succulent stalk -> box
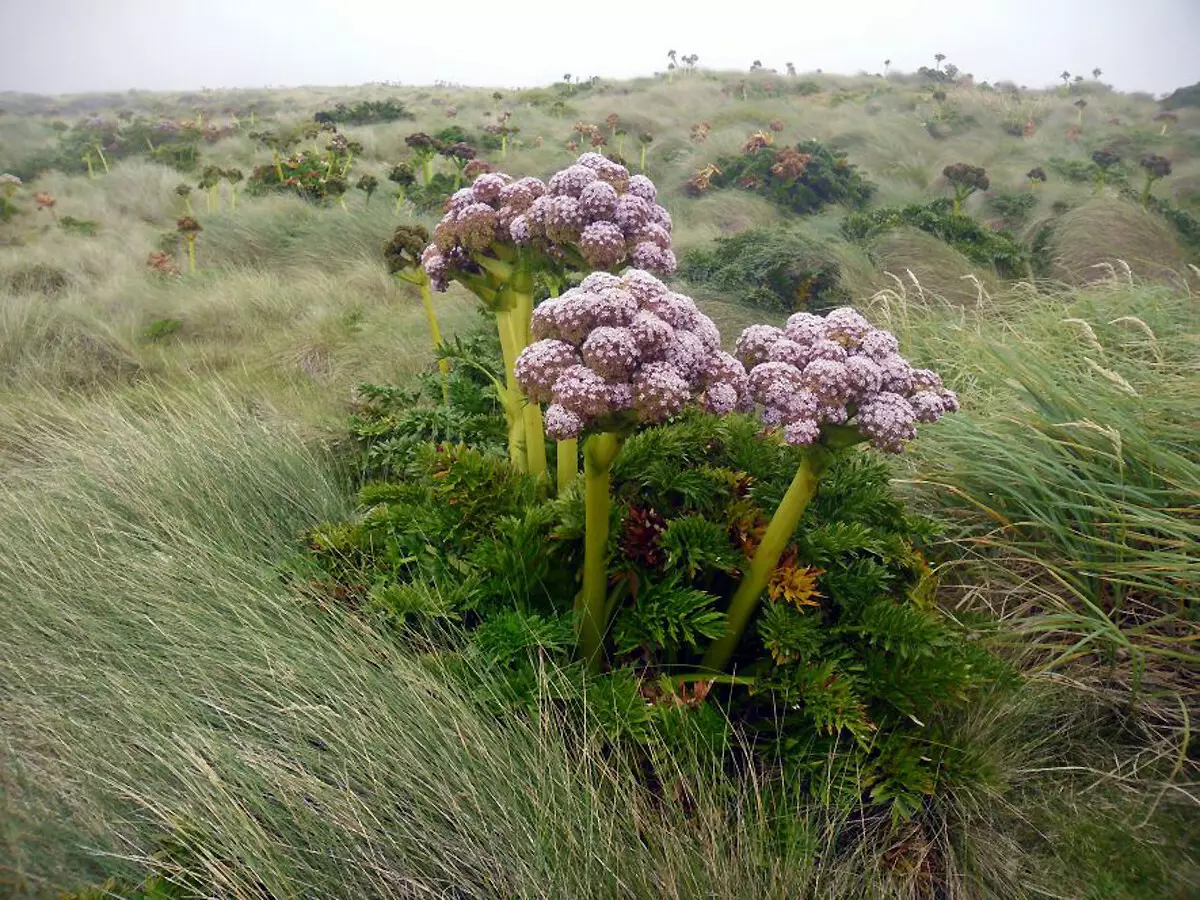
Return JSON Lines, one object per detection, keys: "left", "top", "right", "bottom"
{"left": 578, "top": 431, "right": 624, "bottom": 669}
{"left": 386, "top": 225, "right": 451, "bottom": 403}
{"left": 94, "top": 144, "right": 110, "bottom": 174}
{"left": 83, "top": 153, "right": 94, "bottom": 179}
{"left": 702, "top": 447, "right": 831, "bottom": 672}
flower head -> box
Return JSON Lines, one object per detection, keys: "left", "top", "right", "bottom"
{"left": 516, "top": 271, "right": 744, "bottom": 435}
{"left": 422, "top": 154, "right": 676, "bottom": 291}
{"left": 735, "top": 308, "right": 956, "bottom": 450}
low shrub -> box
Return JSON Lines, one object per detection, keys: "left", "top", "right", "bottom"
{"left": 709, "top": 139, "right": 875, "bottom": 216}
{"left": 986, "top": 190, "right": 1038, "bottom": 227}
{"left": 313, "top": 98, "right": 414, "bottom": 125}
{"left": 841, "top": 199, "right": 1030, "bottom": 278}
{"left": 679, "top": 228, "right": 852, "bottom": 312}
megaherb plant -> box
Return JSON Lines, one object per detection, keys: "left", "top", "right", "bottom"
{"left": 304, "top": 304, "right": 993, "bottom": 818}
{"left": 384, "top": 225, "right": 451, "bottom": 399}
{"left": 419, "top": 153, "right": 677, "bottom": 485}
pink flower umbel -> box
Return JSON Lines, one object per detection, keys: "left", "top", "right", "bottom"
{"left": 516, "top": 270, "right": 745, "bottom": 439}
{"left": 734, "top": 306, "right": 957, "bottom": 451}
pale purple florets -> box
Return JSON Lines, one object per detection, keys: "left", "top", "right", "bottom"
{"left": 736, "top": 325, "right": 786, "bottom": 367}
{"left": 578, "top": 221, "right": 627, "bottom": 269}
{"left": 856, "top": 392, "right": 917, "bottom": 452}
{"left": 627, "top": 174, "right": 657, "bottom": 202}
{"left": 515, "top": 270, "right": 745, "bottom": 435}
{"left": 631, "top": 242, "right": 678, "bottom": 275}
{"left": 735, "top": 308, "right": 956, "bottom": 451}
{"left": 471, "top": 173, "right": 512, "bottom": 203}
{"left": 421, "top": 155, "right": 676, "bottom": 290}
{"left": 583, "top": 326, "right": 640, "bottom": 379}
{"left": 548, "top": 164, "right": 598, "bottom": 198}
{"left": 455, "top": 203, "right": 499, "bottom": 251}
{"left": 513, "top": 339, "right": 580, "bottom": 403}
{"left": 579, "top": 180, "right": 619, "bottom": 220}
{"left": 498, "top": 177, "right": 545, "bottom": 211}
{"left": 544, "top": 404, "right": 585, "bottom": 440}
{"left": 702, "top": 381, "right": 740, "bottom": 415}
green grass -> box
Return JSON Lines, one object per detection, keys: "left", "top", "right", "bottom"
{"left": 0, "top": 387, "right": 1191, "bottom": 898}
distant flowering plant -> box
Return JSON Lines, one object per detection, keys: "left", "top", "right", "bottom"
{"left": 701, "top": 307, "right": 957, "bottom": 671}
{"left": 176, "top": 216, "right": 202, "bottom": 273}
{"left": 513, "top": 270, "right": 746, "bottom": 667}
{"left": 942, "top": 163, "right": 989, "bottom": 214}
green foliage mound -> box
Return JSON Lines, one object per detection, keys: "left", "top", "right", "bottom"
{"left": 679, "top": 228, "right": 852, "bottom": 312}
{"left": 842, "top": 198, "right": 1030, "bottom": 278}
{"left": 313, "top": 98, "right": 414, "bottom": 125}
{"left": 710, "top": 139, "right": 876, "bottom": 216}
{"left": 301, "top": 407, "right": 1009, "bottom": 818}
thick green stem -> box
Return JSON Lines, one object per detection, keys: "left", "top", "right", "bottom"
{"left": 640, "top": 144, "right": 647, "bottom": 173}
{"left": 701, "top": 449, "right": 830, "bottom": 673}
{"left": 1141, "top": 177, "right": 1155, "bottom": 209}
{"left": 230, "top": 188, "right": 238, "bottom": 210}
{"left": 418, "top": 279, "right": 452, "bottom": 405}
{"left": 578, "top": 432, "right": 623, "bottom": 669}
{"left": 557, "top": 439, "right": 579, "bottom": 492}
{"left": 184, "top": 196, "right": 193, "bottom": 215}
{"left": 495, "top": 308, "right": 527, "bottom": 472}
{"left": 95, "top": 146, "right": 109, "bottom": 174}
{"left": 273, "top": 151, "right": 283, "bottom": 183}
{"left": 393, "top": 190, "right": 405, "bottom": 214}
{"left": 186, "top": 235, "right": 196, "bottom": 273}
{"left": 523, "top": 402, "right": 547, "bottom": 481}
{"left": 84, "top": 155, "right": 94, "bottom": 179}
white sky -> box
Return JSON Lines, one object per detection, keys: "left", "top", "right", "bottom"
{"left": 1, "top": 0, "right": 1197, "bottom": 96}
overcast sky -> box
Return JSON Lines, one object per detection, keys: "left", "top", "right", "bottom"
{"left": 2, "top": 0, "right": 1197, "bottom": 97}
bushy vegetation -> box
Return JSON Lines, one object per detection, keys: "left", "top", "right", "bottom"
{"left": 313, "top": 98, "right": 414, "bottom": 125}
{"left": 842, "top": 199, "right": 1030, "bottom": 278}
{"left": 679, "top": 228, "right": 852, "bottom": 311}
{"left": 708, "top": 139, "right": 875, "bottom": 215}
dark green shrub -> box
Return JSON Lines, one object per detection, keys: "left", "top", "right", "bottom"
{"left": 433, "top": 125, "right": 470, "bottom": 145}
{"left": 1160, "top": 81, "right": 1200, "bottom": 110}
{"left": 986, "top": 191, "right": 1038, "bottom": 227}
{"left": 709, "top": 139, "right": 875, "bottom": 216}
{"left": 348, "top": 329, "right": 507, "bottom": 480}
{"left": 679, "top": 228, "right": 851, "bottom": 312}
{"left": 406, "top": 172, "right": 458, "bottom": 213}
{"left": 301, "top": 410, "right": 1010, "bottom": 818}
{"left": 313, "top": 99, "right": 413, "bottom": 125}
{"left": 842, "top": 199, "right": 1030, "bottom": 278}
{"left": 141, "top": 318, "right": 183, "bottom": 342}
{"left": 59, "top": 215, "right": 100, "bottom": 236}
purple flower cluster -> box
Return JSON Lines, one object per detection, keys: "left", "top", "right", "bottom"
{"left": 734, "top": 308, "right": 958, "bottom": 452}
{"left": 515, "top": 270, "right": 746, "bottom": 439}
{"left": 421, "top": 155, "right": 676, "bottom": 292}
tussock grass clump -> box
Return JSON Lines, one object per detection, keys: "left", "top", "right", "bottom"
{"left": 869, "top": 282, "right": 1198, "bottom": 739}
{"left": 1034, "top": 197, "right": 1188, "bottom": 285}
{"left": 866, "top": 228, "right": 1002, "bottom": 305}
